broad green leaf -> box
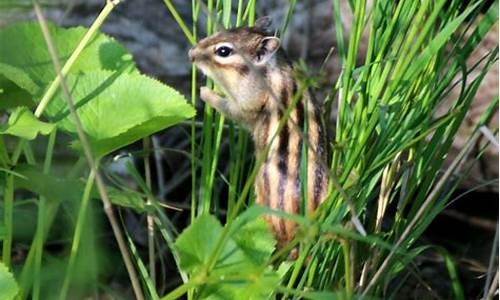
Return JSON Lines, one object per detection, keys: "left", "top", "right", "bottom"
{"left": 45, "top": 70, "right": 195, "bottom": 157}
{"left": 106, "top": 188, "right": 145, "bottom": 213}
{"left": 175, "top": 214, "right": 281, "bottom": 300}
{"left": 0, "top": 21, "right": 135, "bottom": 97}
{"left": 14, "top": 164, "right": 144, "bottom": 211}
{"left": 0, "top": 62, "right": 39, "bottom": 95}
{"left": 0, "top": 262, "right": 19, "bottom": 300}
{"left": 0, "top": 106, "right": 55, "bottom": 139}
{"left": 232, "top": 217, "right": 276, "bottom": 266}
{"left": 0, "top": 75, "right": 35, "bottom": 109}
{"left": 199, "top": 268, "right": 280, "bottom": 300}
{"left": 175, "top": 214, "right": 248, "bottom": 274}
{"left": 13, "top": 164, "right": 84, "bottom": 204}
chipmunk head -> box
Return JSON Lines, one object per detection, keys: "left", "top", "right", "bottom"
{"left": 189, "top": 17, "right": 281, "bottom": 100}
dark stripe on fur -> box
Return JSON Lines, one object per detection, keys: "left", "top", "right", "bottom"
{"left": 211, "top": 60, "right": 250, "bottom": 76}
{"left": 295, "top": 97, "right": 304, "bottom": 214}
{"left": 261, "top": 112, "right": 271, "bottom": 207}
{"left": 277, "top": 87, "right": 290, "bottom": 234}
{"left": 312, "top": 99, "right": 326, "bottom": 206}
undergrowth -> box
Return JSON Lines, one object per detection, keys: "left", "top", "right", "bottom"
{"left": 0, "top": 0, "right": 498, "bottom": 299}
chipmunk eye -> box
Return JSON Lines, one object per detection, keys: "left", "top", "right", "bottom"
{"left": 215, "top": 46, "right": 233, "bottom": 57}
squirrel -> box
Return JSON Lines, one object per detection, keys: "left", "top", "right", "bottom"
{"left": 189, "top": 17, "right": 329, "bottom": 249}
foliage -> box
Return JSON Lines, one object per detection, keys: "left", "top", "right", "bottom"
{"left": 0, "top": 0, "right": 497, "bottom": 300}
{"left": 0, "top": 107, "right": 55, "bottom": 140}
{"left": 174, "top": 214, "right": 279, "bottom": 300}
{"left": 0, "top": 262, "right": 18, "bottom": 300}
{"left": 0, "top": 16, "right": 194, "bottom": 300}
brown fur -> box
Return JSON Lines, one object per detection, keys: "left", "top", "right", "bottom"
{"left": 190, "top": 20, "right": 329, "bottom": 250}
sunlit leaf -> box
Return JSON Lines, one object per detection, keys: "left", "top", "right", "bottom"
{"left": 232, "top": 215, "right": 276, "bottom": 266}
{"left": 175, "top": 214, "right": 281, "bottom": 299}
{"left": 106, "top": 188, "right": 145, "bottom": 213}
{"left": 45, "top": 70, "right": 195, "bottom": 157}
{"left": 0, "top": 107, "right": 55, "bottom": 139}
{"left": 0, "top": 21, "right": 135, "bottom": 98}
{"left": 0, "top": 262, "right": 19, "bottom": 300}
{"left": 175, "top": 214, "right": 248, "bottom": 274}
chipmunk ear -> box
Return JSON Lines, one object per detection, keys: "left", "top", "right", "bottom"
{"left": 255, "top": 36, "right": 280, "bottom": 65}
{"left": 254, "top": 16, "right": 272, "bottom": 32}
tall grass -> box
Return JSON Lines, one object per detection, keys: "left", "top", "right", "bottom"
{"left": 163, "top": 0, "right": 499, "bottom": 299}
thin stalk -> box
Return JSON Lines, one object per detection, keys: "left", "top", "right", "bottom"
{"left": 0, "top": 136, "right": 10, "bottom": 166}
{"left": 2, "top": 174, "right": 14, "bottom": 268}
{"left": 486, "top": 270, "right": 499, "bottom": 300}
{"left": 160, "top": 278, "right": 200, "bottom": 300}
{"left": 331, "top": 0, "right": 347, "bottom": 61}
{"left": 22, "top": 142, "right": 36, "bottom": 164}
{"left": 248, "top": 0, "right": 256, "bottom": 24}
{"left": 34, "top": 0, "right": 118, "bottom": 117}
{"left": 190, "top": 0, "right": 200, "bottom": 223}
{"left": 59, "top": 170, "right": 96, "bottom": 300}
{"left": 199, "top": 0, "right": 215, "bottom": 215}
{"left": 284, "top": 242, "right": 314, "bottom": 298}
{"left": 483, "top": 223, "right": 499, "bottom": 299}
{"left": 32, "top": 197, "right": 45, "bottom": 300}
{"left": 341, "top": 239, "right": 353, "bottom": 300}
{"left": 33, "top": 129, "right": 57, "bottom": 300}
{"left": 206, "top": 115, "right": 225, "bottom": 209}
{"left": 152, "top": 136, "right": 166, "bottom": 197}
{"left": 236, "top": 0, "right": 244, "bottom": 26}
{"left": 206, "top": 0, "right": 232, "bottom": 214}
{"left": 361, "top": 127, "right": 483, "bottom": 297}
{"left": 18, "top": 194, "right": 62, "bottom": 300}
{"left": 281, "top": 0, "right": 297, "bottom": 35}
{"left": 33, "top": 3, "right": 144, "bottom": 299}
{"left": 143, "top": 137, "right": 156, "bottom": 287}
{"left": 162, "top": 0, "right": 196, "bottom": 45}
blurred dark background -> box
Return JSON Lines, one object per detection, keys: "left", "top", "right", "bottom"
{"left": 0, "top": 0, "right": 498, "bottom": 298}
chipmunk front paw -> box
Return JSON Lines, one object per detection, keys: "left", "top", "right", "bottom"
{"left": 200, "top": 86, "right": 218, "bottom": 104}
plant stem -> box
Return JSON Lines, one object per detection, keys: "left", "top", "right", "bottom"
{"left": 34, "top": 0, "right": 118, "bottom": 118}
{"left": 199, "top": 0, "right": 215, "bottom": 215}
{"left": 143, "top": 137, "right": 156, "bottom": 287}
{"left": 33, "top": 129, "right": 57, "bottom": 300}
{"left": 162, "top": 0, "right": 196, "bottom": 45}
{"left": 33, "top": 3, "right": 144, "bottom": 299}
{"left": 341, "top": 240, "right": 353, "bottom": 300}
{"left": 486, "top": 269, "right": 499, "bottom": 300}
{"left": 32, "top": 197, "right": 44, "bottom": 300}
{"left": 160, "top": 278, "right": 199, "bottom": 300}
{"left": 188, "top": 5, "right": 199, "bottom": 299}
{"left": 2, "top": 174, "right": 14, "bottom": 268}
{"left": 59, "top": 170, "right": 95, "bottom": 300}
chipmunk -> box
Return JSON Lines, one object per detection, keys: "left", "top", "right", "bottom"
{"left": 189, "top": 17, "right": 329, "bottom": 249}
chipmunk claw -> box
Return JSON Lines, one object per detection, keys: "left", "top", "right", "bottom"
{"left": 200, "top": 86, "right": 217, "bottom": 102}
